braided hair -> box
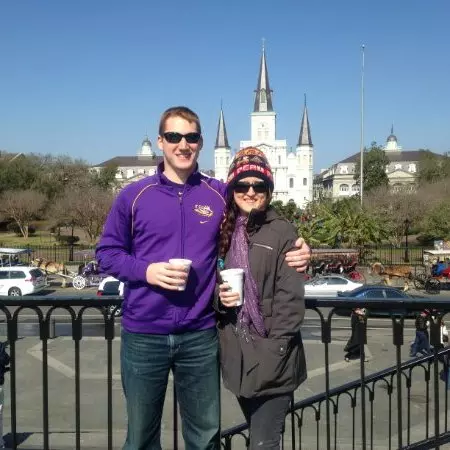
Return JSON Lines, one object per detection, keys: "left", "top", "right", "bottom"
{"left": 218, "top": 197, "right": 241, "bottom": 261}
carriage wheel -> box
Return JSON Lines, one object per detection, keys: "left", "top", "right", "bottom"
{"left": 414, "top": 273, "right": 428, "bottom": 290}
{"left": 72, "top": 275, "right": 86, "bottom": 290}
{"left": 425, "top": 278, "right": 441, "bottom": 294}
{"left": 348, "top": 271, "right": 366, "bottom": 283}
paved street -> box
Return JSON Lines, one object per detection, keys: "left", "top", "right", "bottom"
{"left": 1, "top": 283, "right": 449, "bottom": 449}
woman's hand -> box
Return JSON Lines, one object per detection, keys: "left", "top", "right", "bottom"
{"left": 218, "top": 283, "right": 241, "bottom": 307}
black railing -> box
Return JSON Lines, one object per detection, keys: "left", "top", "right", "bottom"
{"left": 359, "top": 246, "right": 425, "bottom": 266}
{"left": 0, "top": 243, "right": 428, "bottom": 266}
{"left": 0, "top": 244, "right": 96, "bottom": 264}
{"left": 1, "top": 296, "right": 450, "bottom": 449}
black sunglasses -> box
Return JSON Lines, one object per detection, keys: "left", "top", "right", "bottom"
{"left": 163, "top": 132, "right": 202, "bottom": 144}
{"left": 233, "top": 182, "right": 268, "bottom": 194}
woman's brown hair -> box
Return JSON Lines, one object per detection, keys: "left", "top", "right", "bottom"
{"left": 218, "top": 197, "right": 240, "bottom": 261}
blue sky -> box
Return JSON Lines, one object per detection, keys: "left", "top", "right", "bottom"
{"left": 1, "top": 1, "right": 449, "bottom": 173}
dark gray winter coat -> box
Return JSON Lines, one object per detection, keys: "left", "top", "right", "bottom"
{"left": 215, "top": 207, "right": 306, "bottom": 398}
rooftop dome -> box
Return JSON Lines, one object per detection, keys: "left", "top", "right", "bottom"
{"left": 387, "top": 125, "right": 397, "bottom": 142}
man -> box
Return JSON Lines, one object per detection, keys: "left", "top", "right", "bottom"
{"left": 96, "top": 106, "right": 311, "bottom": 450}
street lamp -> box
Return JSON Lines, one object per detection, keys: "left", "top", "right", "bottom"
{"left": 404, "top": 218, "right": 410, "bottom": 263}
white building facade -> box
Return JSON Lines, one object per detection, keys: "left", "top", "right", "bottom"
{"left": 214, "top": 47, "right": 314, "bottom": 209}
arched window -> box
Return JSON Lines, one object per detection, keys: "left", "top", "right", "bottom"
{"left": 340, "top": 184, "right": 349, "bottom": 192}
{"left": 303, "top": 178, "right": 307, "bottom": 186}
{"left": 289, "top": 178, "right": 294, "bottom": 188}
{"left": 278, "top": 155, "right": 281, "bottom": 165}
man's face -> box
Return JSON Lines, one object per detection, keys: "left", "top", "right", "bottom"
{"left": 157, "top": 116, "right": 203, "bottom": 176}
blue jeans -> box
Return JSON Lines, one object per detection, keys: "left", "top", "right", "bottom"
{"left": 121, "top": 328, "right": 221, "bottom": 450}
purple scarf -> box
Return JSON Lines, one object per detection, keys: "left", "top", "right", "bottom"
{"left": 228, "top": 215, "right": 267, "bottom": 337}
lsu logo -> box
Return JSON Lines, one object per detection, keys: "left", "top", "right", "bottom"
{"left": 194, "top": 204, "right": 213, "bottom": 224}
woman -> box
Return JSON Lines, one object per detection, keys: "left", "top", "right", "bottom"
{"left": 215, "top": 147, "right": 306, "bottom": 449}
{"left": 344, "top": 308, "right": 367, "bottom": 361}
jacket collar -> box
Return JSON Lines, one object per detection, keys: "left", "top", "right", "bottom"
{"left": 156, "top": 162, "right": 202, "bottom": 188}
{"left": 246, "top": 206, "right": 278, "bottom": 234}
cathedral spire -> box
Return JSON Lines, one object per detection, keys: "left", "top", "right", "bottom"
{"left": 214, "top": 104, "right": 230, "bottom": 149}
{"left": 253, "top": 42, "right": 273, "bottom": 112}
{"left": 297, "top": 94, "right": 313, "bottom": 146}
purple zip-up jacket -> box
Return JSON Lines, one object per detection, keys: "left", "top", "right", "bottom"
{"left": 96, "top": 163, "right": 227, "bottom": 334}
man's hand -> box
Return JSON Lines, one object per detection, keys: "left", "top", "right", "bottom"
{"left": 285, "top": 237, "right": 311, "bottom": 273}
{"left": 218, "top": 283, "right": 241, "bottom": 307}
{"left": 146, "top": 262, "right": 188, "bottom": 290}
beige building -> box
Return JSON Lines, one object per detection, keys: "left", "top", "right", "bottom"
{"left": 92, "top": 137, "right": 163, "bottom": 188}
{"left": 314, "top": 127, "right": 432, "bottom": 200}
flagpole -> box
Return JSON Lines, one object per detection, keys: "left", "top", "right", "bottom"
{"left": 360, "top": 44, "right": 365, "bottom": 206}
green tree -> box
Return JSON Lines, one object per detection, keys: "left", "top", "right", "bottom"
{"left": 0, "top": 155, "right": 41, "bottom": 194}
{"left": 298, "top": 198, "right": 385, "bottom": 248}
{"left": 418, "top": 201, "right": 450, "bottom": 241}
{"left": 270, "top": 200, "right": 302, "bottom": 226}
{"left": 91, "top": 163, "right": 119, "bottom": 190}
{"left": 417, "top": 150, "right": 450, "bottom": 185}
{"left": 354, "top": 142, "right": 390, "bottom": 194}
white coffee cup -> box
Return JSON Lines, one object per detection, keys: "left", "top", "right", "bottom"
{"left": 169, "top": 258, "right": 192, "bottom": 291}
{"left": 220, "top": 268, "right": 245, "bottom": 306}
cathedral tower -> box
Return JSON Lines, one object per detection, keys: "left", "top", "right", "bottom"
{"left": 295, "top": 95, "right": 314, "bottom": 205}
{"left": 213, "top": 106, "right": 231, "bottom": 182}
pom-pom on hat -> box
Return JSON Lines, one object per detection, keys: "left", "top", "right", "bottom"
{"left": 227, "top": 147, "right": 274, "bottom": 192}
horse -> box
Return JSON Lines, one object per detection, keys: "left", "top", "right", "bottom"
{"left": 369, "top": 262, "right": 413, "bottom": 291}
{"left": 31, "top": 257, "right": 68, "bottom": 287}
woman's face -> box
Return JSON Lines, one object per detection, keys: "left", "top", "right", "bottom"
{"left": 232, "top": 176, "right": 270, "bottom": 216}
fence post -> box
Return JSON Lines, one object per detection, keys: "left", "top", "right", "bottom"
{"left": 49, "top": 319, "right": 56, "bottom": 339}
{"left": 53, "top": 244, "right": 57, "bottom": 262}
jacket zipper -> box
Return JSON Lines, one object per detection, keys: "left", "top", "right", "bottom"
{"left": 252, "top": 243, "right": 273, "bottom": 251}
{"left": 179, "top": 191, "right": 184, "bottom": 257}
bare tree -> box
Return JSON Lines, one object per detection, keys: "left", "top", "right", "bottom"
{"left": 0, "top": 190, "right": 46, "bottom": 238}
{"left": 364, "top": 186, "right": 425, "bottom": 246}
{"left": 51, "top": 185, "right": 114, "bottom": 243}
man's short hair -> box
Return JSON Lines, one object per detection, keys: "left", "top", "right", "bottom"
{"left": 158, "top": 106, "right": 202, "bottom": 136}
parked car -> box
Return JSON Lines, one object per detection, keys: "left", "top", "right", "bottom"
{"left": 304, "top": 275, "right": 363, "bottom": 298}
{"left": 97, "top": 276, "right": 123, "bottom": 317}
{"left": 335, "top": 285, "right": 428, "bottom": 318}
{"left": 0, "top": 266, "right": 47, "bottom": 296}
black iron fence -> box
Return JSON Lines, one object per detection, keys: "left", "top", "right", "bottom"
{"left": 360, "top": 246, "right": 425, "bottom": 266}
{"left": 1, "top": 296, "right": 450, "bottom": 449}
{"left": 1, "top": 243, "right": 427, "bottom": 266}
{"left": 0, "top": 244, "right": 96, "bottom": 264}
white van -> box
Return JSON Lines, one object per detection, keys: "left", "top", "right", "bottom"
{"left": 0, "top": 266, "right": 47, "bottom": 296}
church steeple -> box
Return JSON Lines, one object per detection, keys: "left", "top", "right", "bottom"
{"left": 214, "top": 105, "right": 230, "bottom": 149}
{"left": 253, "top": 42, "right": 273, "bottom": 113}
{"left": 297, "top": 94, "right": 313, "bottom": 146}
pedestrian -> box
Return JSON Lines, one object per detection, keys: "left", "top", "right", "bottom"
{"left": 96, "top": 106, "right": 311, "bottom": 450}
{"left": 215, "top": 147, "right": 307, "bottom": 450}
{"left": 344, "top": 308, "right": 367, "bottom": 362}
{"left": 0, "top": 341, "right": 10, "bottom": 449}
{"left": 410, "top": 311, "right": 431, "bottom": 357}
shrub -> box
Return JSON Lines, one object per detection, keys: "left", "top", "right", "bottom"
{"left": 56, "top": 235, "right": 80, "bottom": 245}
{"left": 55, "top": 234, "right": 80, "bottom": 245}
{"left": 6, "top": 222, "right": 36, "bottom": 236}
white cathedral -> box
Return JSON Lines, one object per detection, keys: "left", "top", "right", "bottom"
{"left": 214, "top": 46, "right": 314, "bottom": 208}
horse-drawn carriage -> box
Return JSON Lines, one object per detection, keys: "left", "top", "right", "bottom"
{"left": 413, "top": 249, "right": 450, "bottom": 294}
{"left": 31, "top": 249, "right": 107, "bottom": 290}
{"left": 309, "top": 248, "right": 365, "bottom": 282}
